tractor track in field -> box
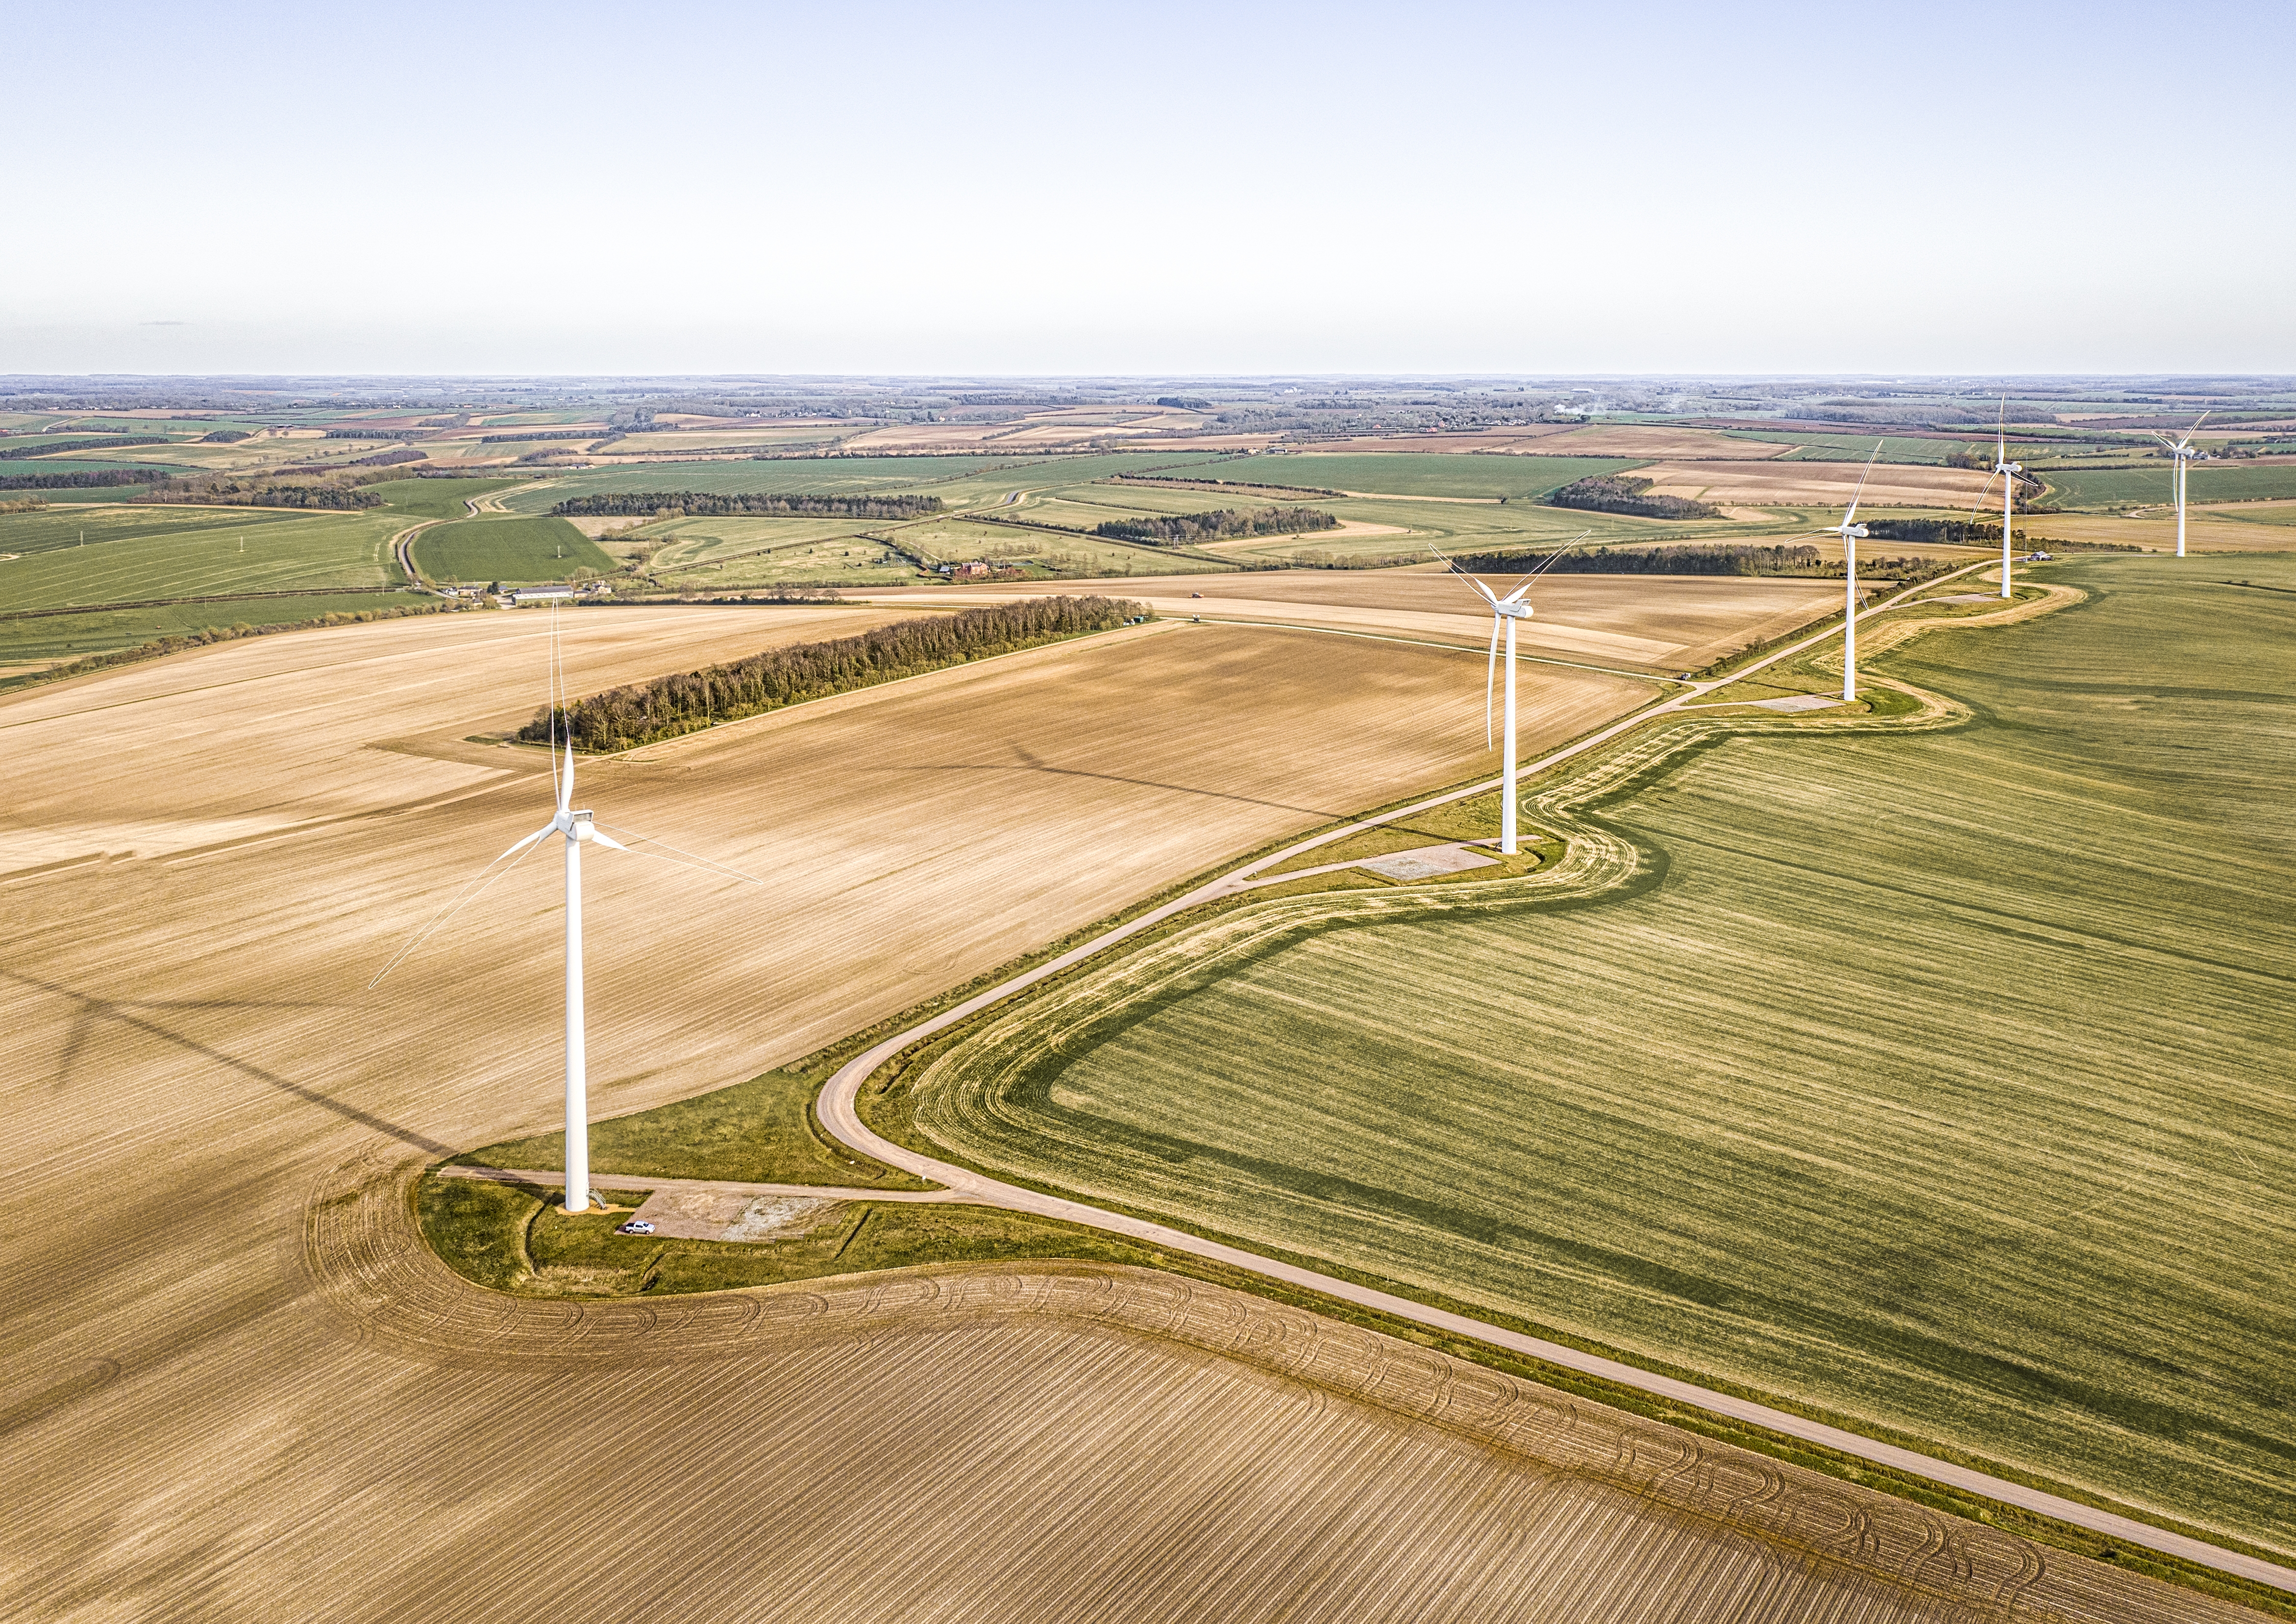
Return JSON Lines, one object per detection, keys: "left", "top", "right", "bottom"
{"left": 305, "top": 1147, "right": 2252, "bottom": 1623}
{"left": 797, "top": 560, "right": 2296, "bottom": 1598}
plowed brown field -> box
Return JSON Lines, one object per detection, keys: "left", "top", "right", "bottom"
{"left": 0, "top": 600, "right": 2241, "bottom": 1619}
{"left": 1639, "top": 459, "right": 1994, "bottom": 508}
{"left": 852, "top": 568, "right": 1846, "bottom": 673}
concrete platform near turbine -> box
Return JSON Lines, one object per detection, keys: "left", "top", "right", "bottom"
{"left": 1746, "top": 693, "right": 1848, "bottom": 714}
{"left": 439, "top": 1164, "right": 966, "bottom": 1208}
{"left": 1234, "top": 841, "right": 1500, "bottom": 889}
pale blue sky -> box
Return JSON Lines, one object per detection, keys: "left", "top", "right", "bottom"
{"left": 5, "top": 1, "right": 2288, "bottom": 375}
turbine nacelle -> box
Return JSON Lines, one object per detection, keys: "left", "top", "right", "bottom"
{"left": 1832, "top": 522, "right": 1868, "bottom": 541}
{"left": 1493, "top": 600, "right": 1533, "bottom": 620}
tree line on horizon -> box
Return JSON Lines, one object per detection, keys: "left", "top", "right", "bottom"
{"left": 523, "top": 594, "right": 1144, "bottom": 753}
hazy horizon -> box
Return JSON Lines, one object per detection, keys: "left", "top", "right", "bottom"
{"left": 9, "top": 0, "right": 2290, "bottom": 376}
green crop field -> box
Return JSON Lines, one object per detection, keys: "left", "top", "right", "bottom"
{"left": 496, "top": 452, "right": 1241, "bottom": 516}
{"left": 2218, "top": 502, "right": 2296, "bottom": 529}
{"left": 0, "top": 506, "right": 405, "bottom": 613}
{"left": 0, "top": 591, "right": 432, "bottom": 670}
{"left": 0, "top": 505, "right": 310, "bottom": 558}
{"left": 411, "top": 517, "right": 612, "bottom": 584}
{"left": 366, "top": 476, "right": 523, "bottom": 520}
{"left": 643, "top": 514, "right": 922, "bottom": 587}
{"left": 2037, "top": 462, "right": 2296, "bottom": 510}
{"left": 901, "top": 551, "right": 2296, "bottom": 1551}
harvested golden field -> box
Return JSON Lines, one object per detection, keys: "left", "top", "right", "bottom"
{"left": 2022, "top": 507, "right": 2296, "bottom": 553}
{"left": 1285, "top": 428, "right": 1577, "bottom": 452}
{"left": 1517, "top": 423, "right": 1795, "bottom": 459}
{"left": 1638, "top": 459, "right": 1995, "bottom": 508}
{"left": 131, "top": 1149, "right": 2211, "bottom": 1624}
{"left": 0, "top": 600, "right": 1851, "bottom": 1620}
{"left": 858, "top": 568, "right": 1849, "bottom": 673}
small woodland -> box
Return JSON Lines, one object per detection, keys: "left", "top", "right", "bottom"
{"left": 524, "top": 594, "right": 1144, "bottom": 752}
{"left": 1092, "top": 506, "right": 1337, "bottom": 545}
{"left": 1547, "top": 474, "right": 1723, "bottom": 520}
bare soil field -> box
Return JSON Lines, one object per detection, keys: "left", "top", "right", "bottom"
{"left": 855, "top": 569, "right": 1849, "bottom": 673}
{"left": 165, "top": 1149, "right": 2222, "bottom": 1624}
{"left": 1285, "top": 428, "right": 1579, "bottom": 452}
{"left": 1520, "top": 424, "right": 1795, "bottom": 459}
{"left": 0, "top": 607, "right": 1658, "bottom": 1614}
{"left": 2023, "top": 507, "right": 2296, "bottom": 552}
{"left": 1638, "top": 460, "right": 1995, "bottom": 508}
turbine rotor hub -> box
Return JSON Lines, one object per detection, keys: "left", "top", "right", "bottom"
{"left": 1493, "top": 601, "right": 1533, "bottom": 620}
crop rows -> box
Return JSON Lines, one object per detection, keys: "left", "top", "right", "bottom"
{"left": 906, "top": 554, "right": 2296, "bottom": 1552}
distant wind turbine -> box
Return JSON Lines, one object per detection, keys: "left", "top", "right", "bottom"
{"left": 1431, "top": 532, "right": 1588, "bottom": 855}
{"left": 1979, "top": 398, "right": 2023, "bottom": 600}
{"left": 370, "top": 609, "right": 760, "bottom": 1214}
{"left": 2152, "top": 413, "right": 2208, "bottom": 558}
{"left": 1825, "top": 442, "right": 1884, "bottom": 704}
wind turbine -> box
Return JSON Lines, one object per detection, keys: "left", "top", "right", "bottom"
{"left": 1825, "top": 442, "right": 1884, "bottom": 704}
{"left": 1430, "top": 532, "right": 1587, "bottom": 856}
{"left": 1981, "top": 398, "right": 2022, "bottom": 599}
{"left": 370, "top": 610, "right": 760, "bottom": 1214}
{"left": 2152, "top": 412, "right": 2208, "bottom": 558}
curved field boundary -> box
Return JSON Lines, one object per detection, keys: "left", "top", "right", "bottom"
{"left": 812, "top": 571, "right": 2296, "bottom": 1597}
{"left": 306, "top": 1149, "right": 2245, "bottom": 1623}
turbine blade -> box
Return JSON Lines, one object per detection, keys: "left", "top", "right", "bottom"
{"left": 586, "top": 827, "right": 628, "bottom": 851}
{"left": 556, "top": 609, "right": 576, "bottom": 814}
{"left": 494, "top": 821, "right": 557, "bottom": 866}
{"left": 1509, "top": 528, "right": 1593, "bottom": 597}
{"left": 1843, "top": 441, "right": 1882, "bottom": 528}
{"left": 547, "top": 604, "right": 564, "bottom": 813}
{"left": 1426, "top": 542, "right": 1498, "bottom": 603}
{"left": 594, "top": 822, "right": 766, "bottom": 885}
{"left": 1484, "top": 616, "right": 1500, "bottom": 751}
{"left": 368, "top": 824, "right": 554, "bottom": 991}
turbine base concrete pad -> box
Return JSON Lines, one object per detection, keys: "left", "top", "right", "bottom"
{"left": 1359, "top": 844, "right": 1501, "bottom": 882}
{"left": 1748, "top": 693, "right": 1845, "bottom": 714}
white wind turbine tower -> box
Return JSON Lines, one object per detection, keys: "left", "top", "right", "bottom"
{"left": 371, "top": 610, "right": 760, "bottom": 1214}
{"left": 1985, "top": 398, "right": 2023, "bottom": 599}
{"left": 1431, "top": 533, "right": 1587, "bottom": 856}
{"left": 2152, "top": 412, "right": 2208, "bottom": 558}
{"left": 1825, "top": 442, "right": 1884, "bottom": 704}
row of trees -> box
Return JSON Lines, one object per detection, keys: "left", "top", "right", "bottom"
{"left": 523, "top": 595, "right": 1145, "bottom": 753}
{"left": 1865, "top": 517, "right": 2002, "bottom": 545}
{"left": 0, "top": 435, "right": 169, "bottom": 460}
{"left": 1547, "top": 474, "right": 1722, "bottom": 520}
{"left": 1094, "top": 506, "right": 1337, "bottom": 545}
{"left": 551, "top": 491, "right": 943, "bottom": 519}
{"left": 1448, "top": 543, "right": 1952, "bottom": 582}
{"left": 0, "top": 468, "right": 154, "bottom": 490}
{"left": 1108, "top": 473, "right": 1345, "bottom": 497}
{"left": 142, "top": 476, "right": 382, "bottom": 509}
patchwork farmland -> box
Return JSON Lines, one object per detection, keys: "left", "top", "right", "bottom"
{"left": 5, "top": 370, "right": 2292, "bottom": 1621}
